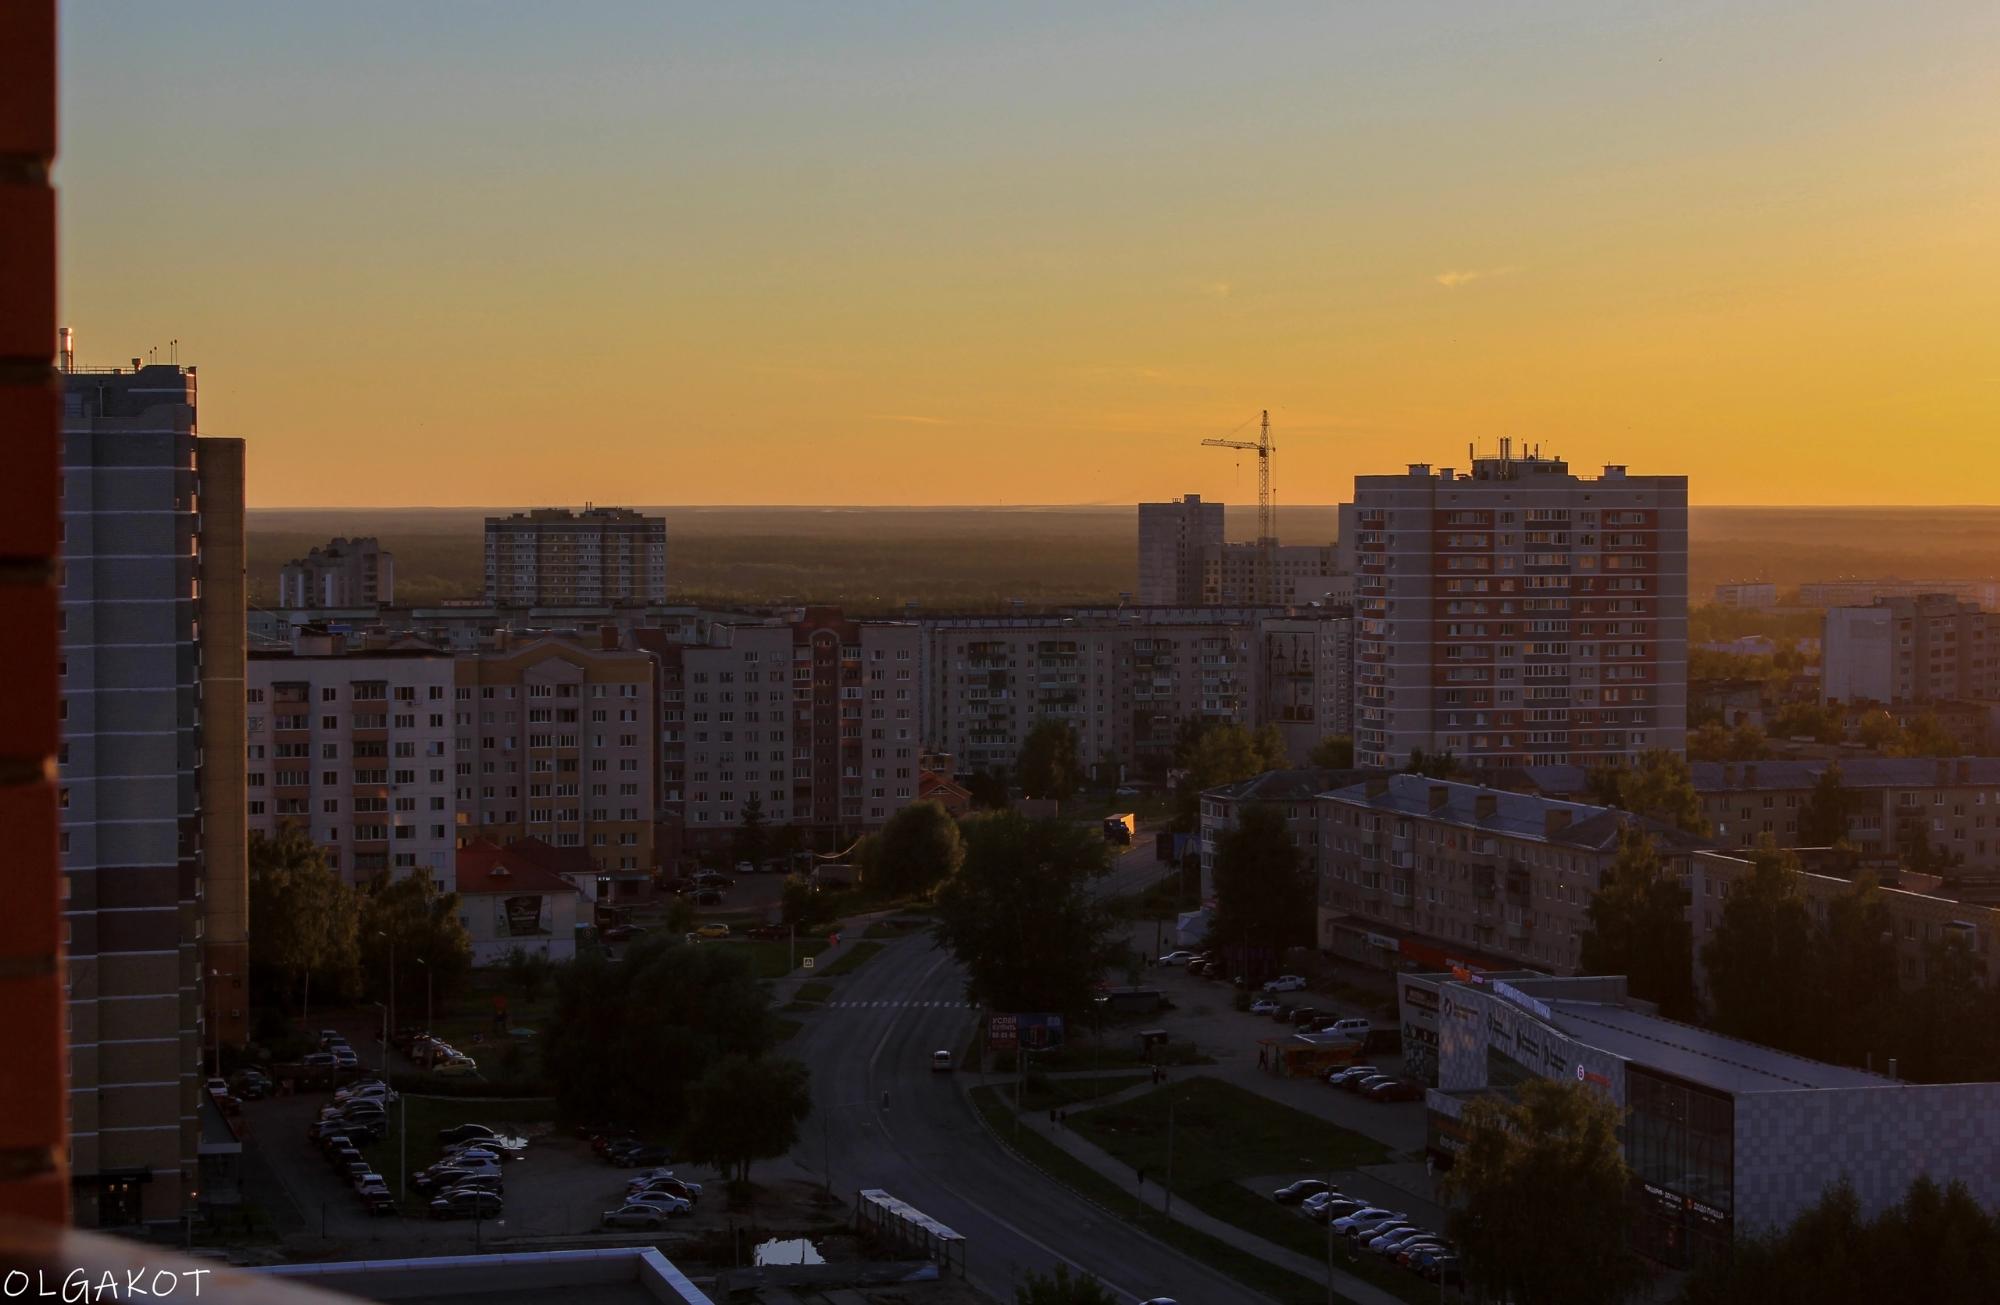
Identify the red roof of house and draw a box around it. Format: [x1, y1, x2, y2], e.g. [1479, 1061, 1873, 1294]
[455, 839, 583, 896]
[919, 771, 970, 801]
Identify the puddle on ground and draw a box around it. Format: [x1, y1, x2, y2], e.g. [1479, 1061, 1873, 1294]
[753, 1237, 826, 1266]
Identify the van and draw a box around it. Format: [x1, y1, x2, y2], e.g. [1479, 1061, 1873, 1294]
[1321, 1018, 1372, 1043]
[931, 1050, 953, 1073]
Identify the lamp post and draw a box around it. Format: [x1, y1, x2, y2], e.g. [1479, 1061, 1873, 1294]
[415, 956, 433, 1034]
[375, 930, 395, 1078]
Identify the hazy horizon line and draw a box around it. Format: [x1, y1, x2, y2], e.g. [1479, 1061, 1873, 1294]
[244, 502, 2000, 513]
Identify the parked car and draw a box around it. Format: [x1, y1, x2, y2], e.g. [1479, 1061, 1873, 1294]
[1366, 1224, 1420, 1253]
[1344, 1073, 1396, 1094]
[693, 890, 724, 906]
[623, 1192, 692, 1217]
[595, 1134, 642, 1158]
[1156, 950, 1197, 966]
[1262, 974, 1307, 993]
[601, 1204, 668, 1231]
[1272, 1179, 1331, 1204]
[1304, 1194, 1364, 1223]
[439, 1123, 497, 1144]
[1326, 1065, 1377, 1088]
[301, 1051, 337, 1069]
[601, 924, 642, 942]
[621, 1165, 678, 1186]
[432, 1056, 479, 1077]
[1335, 1209, 1407, 1238]
[415, 1162, 501, 1192]
[693, 923, 731, 940]
[615, 1144, 674, 1168]
[1365, 1078, 1425, 1104]
[231, 1069, 273, 1100]
[1320, 1017, 1373, 1042]
[630, 1177, 702, 1203]
[1247, 997, 1279, 1015]
[745, 925, 786, 940]
[1398, 1240, 1451, 1269]
[429, 1189, 503, 1220]
[1290, 1006, 1322, 1028]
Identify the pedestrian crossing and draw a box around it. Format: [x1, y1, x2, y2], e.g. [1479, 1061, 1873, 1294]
[822, 999, 975, 1009]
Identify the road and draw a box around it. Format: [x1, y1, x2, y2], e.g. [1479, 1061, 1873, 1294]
[788, 837, 1266, 1305]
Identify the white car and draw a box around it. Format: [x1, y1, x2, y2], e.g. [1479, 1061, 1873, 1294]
[1248, 998, 1280, 1015]
[1331, 1207, 1401, 1235]
[1320, 1018, 1373, 1042]
[1156, 950, 1197, 967]
[1262, 975, 1307, 993]
[623, 1192, 691, 1217]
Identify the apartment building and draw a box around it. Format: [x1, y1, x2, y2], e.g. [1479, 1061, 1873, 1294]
[245, 629, 456, 887]
[59, 356, 246, 1229]
[649, 608, 924, 851]
[1350, 445, 1689, 771]
[1137, 495, 1224, 605]
[453, 632, 657, 872]
[277, 536, 393, 608]
[1315, 774, 1705, 974]
[484, 507, 668, 606]
[1204, 543, 1345, 607]
[923, 607, 1352, 777]
[1196, 767, 1362, 897]
[1713, 581, 1776, 609]
[1822, 594, 2000, 707]
[1800, 579, 2000, 610]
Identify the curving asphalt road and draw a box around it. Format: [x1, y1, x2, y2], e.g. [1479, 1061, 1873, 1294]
[788, 839, 1268, 1305]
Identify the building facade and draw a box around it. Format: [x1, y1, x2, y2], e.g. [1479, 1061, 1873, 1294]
[654, 608, 924, 852]
[1315, 774, 1705, 973]
[1137, 495, 1224, 605]
[277, 537, 392, 609]
[1712, 581, 1776, 609]
[453, 633, 657, 872]
[1350, 446, 1689, 770]
[453, 841, 585, 965]
[484, 507, 668, 606]
[246, 630, 457, 887]
[58, 358, 245, 1229]
[1800, 579, 2000, 610]
[1821, 593, 2000, 707]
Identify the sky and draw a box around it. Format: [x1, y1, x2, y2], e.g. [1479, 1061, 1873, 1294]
[59, 2, 2000, 508]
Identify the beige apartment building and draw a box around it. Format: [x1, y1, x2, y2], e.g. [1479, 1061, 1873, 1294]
[247, 630, 457, 888]
[484, 507, 668, 606]
[454, 632, 657, 872]
[1314, 774, 1704, 973]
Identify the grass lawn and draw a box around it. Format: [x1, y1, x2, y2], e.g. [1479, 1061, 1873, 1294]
[356, 1094, 557, 1204]
[995, 1073, 1152, 1113]
[1106, 872, 1200, 923]
[995, 1039, 1212, 1074]
[426, 970, 555, 1049]
[1070, 1076, 1426, 1303]
[819, 940, 885, 977]
[794, 981, 834, 1004]
[773, 1016, 804, 1043]
[735, 936, 831, 980]
[968, 1086, 1327, 1304]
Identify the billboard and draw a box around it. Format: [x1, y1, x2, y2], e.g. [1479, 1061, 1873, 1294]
[987, 1012, 1065, 1052]
[499, 894, 550, 937]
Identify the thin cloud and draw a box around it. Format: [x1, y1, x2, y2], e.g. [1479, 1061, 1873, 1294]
[868, 414, 949, 426]
[1434, 266, 1516, 289]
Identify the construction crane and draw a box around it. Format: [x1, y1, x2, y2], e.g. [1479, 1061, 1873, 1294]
[1202, 409, 1276, 603]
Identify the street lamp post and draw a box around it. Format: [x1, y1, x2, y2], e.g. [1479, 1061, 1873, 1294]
[1164, 1101, 1176, 1218]
[415, 956, 433, 1034]
[375, 930, 395, 1079]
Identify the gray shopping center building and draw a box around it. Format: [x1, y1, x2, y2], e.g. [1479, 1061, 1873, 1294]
[1405, 973, 2000, 1268]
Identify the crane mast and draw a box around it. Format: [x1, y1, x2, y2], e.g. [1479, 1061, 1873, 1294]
[1200, 409, 1277, 603]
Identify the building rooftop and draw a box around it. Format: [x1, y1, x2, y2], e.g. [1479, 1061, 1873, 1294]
[1207, 767, 1367, 804]
[456, 840, 585, 897]
[1544, 1000, 1888, 1094]
[1527, 758, 2000, 795]
[1324, 774, 1708, 852]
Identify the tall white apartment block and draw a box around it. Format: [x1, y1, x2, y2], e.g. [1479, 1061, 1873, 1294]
[1351, 446, 1688, 770]
[246, 630, 458, 887]
[484, 507, 668, 606]
[1137, 495, 1224, 605]
[279, 536, 394, 608]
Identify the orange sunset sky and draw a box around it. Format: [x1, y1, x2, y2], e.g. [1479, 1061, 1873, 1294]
[57, 3, 2000, 508]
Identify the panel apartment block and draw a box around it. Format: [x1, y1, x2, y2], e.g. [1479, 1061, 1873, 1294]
[278, 536, 393, 608]
[1137, 495, 1223, 606]
[59, 358, 243, 1229]
[1821, 593, 2000, 707]
[454, 634, 657, 872]
[1351, 447, 1688, 770]
[246, 631, 456, 887]
[483, 507, 667, 606]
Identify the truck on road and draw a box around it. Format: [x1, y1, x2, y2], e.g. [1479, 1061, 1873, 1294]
[1102, 812, 1136, 844]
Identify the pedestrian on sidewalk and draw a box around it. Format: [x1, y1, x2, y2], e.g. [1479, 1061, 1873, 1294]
[1049, 1108, 1057, 1126]
[1258, 1046, 1267, 1070]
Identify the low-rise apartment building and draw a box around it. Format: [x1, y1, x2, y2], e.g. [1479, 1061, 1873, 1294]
[453, 632, 657, 873]
[1197, 767, 1362, 897]
[1822, 593, 2000, 706]
[1713, 581, 1777, 609]
[1315, 774, 1706, 973]
[922, 607, 1352, 778]
[247, 629, 457, 887]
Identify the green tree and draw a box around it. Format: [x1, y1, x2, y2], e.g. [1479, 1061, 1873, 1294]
[1172, 722, 1286, 830]
[871, 799, 965, 896]
[781, 873, 836, 931]
[1018, 721, 1082, 802]
[1442, 1078, 1642, 1305]
[1208, 803, 1315, 955]
[1403, 746, 1459, 779]
[543, 933, 774, 1128]
[1701, 844, 1816, 1049]
[1687, 721, 1734, 762]
[1579, 828, 1695, 1020]
[1857, 709, 1910, 754]
[1905, 712, 1961, 758]
[1728, 720, 1771, 760]
[1809, 872, 1900, 1068]
[1595, 749, 1709, 835]
[1307, 735, 1355, 769]
[1771, 701, 1845, 745]
[501, 947, 555, 1005]
[247, 828, 360, 1026]
[358, 872, 473, 1021]
[931, 812, 1120, 1015]
[1898, 937, 1995, 1084]
[680, 1053, 813, 1190]
[964, 768, 1011, 811]
[1013, 1263, 1118, 1305]
[732, 794, 769, 869]
[1797, 764, 1856, 846]
[1898, 815, 1965, 877]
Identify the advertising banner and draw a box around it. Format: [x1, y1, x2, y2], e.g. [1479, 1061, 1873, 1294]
[500, 894, 549, 937]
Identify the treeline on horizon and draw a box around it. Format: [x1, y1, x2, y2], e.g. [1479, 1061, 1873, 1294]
[243, 505, 2000, 615]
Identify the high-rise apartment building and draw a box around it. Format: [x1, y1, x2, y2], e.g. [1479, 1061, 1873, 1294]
[246, 629, 456, 887]
[647, 608, 924, 851]
[58, 353, 246, 1229]
[1821, 594, 2000, 707]
[484, 507, 667, 606]
[454, 632, 657, 872]
[1350, 447, 1688, 770]
[923, 607, 1351, 777]
[1137, 495, 1224, 605]
[278, 536, 393, 608]
[1205, 542, 1345, 607]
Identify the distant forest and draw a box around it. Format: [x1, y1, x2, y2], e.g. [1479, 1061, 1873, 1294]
[244, 505, 2000, 616]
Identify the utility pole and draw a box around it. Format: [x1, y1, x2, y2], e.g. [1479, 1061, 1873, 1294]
[1164, 1101, 1176, 1217]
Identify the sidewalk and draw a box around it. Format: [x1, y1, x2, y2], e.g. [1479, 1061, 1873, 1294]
[975, 1079, 1408, 1305]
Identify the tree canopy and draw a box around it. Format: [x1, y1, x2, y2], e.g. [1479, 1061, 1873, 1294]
[680, 1052, 813, 1190]
[1579, 828, 1695, 1020]
[1589, 749, 1709, 835]
[931, 811, 1120, 1015]
[1701, 844, 1816, 1048]
[543, 934, 775, 1128]
[871, 799, 965, 896]
[1018, 721, 1082, 802]
[1208, 803, 1315, 955]
[1307, 735, 1354, 769]
[248, 827, 359, 1021]
[1442, 1078, 1643, 1305]
[358, 870, 473, 1020]
[1013, 1263, 1118, 1305]
[1172, 721, 1287, 830]
[1796, 764, 1856, 846]
[732, 794, 769, 868]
